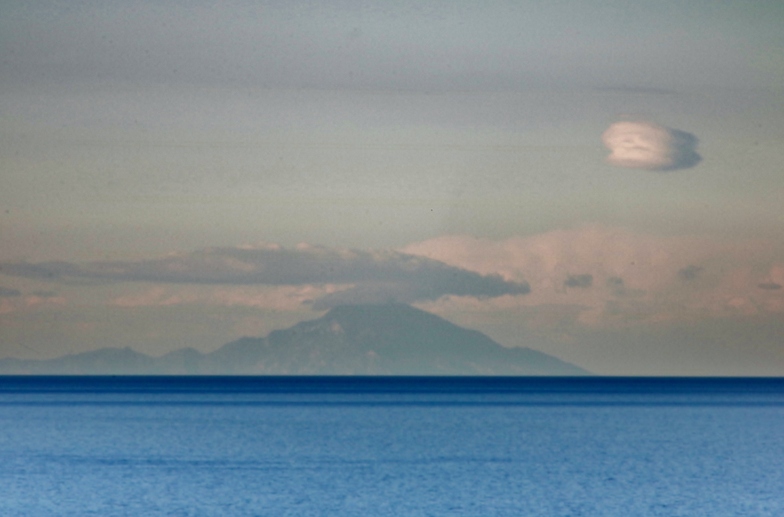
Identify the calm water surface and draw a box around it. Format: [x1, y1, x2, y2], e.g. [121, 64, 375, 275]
[1, 377, 783, 516]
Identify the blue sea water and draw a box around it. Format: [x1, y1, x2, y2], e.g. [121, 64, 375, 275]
[1, 377, 783, 516]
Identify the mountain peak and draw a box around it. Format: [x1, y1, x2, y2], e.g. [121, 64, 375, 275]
[245, 304, 588, 375]
[321, 303, 445, 332]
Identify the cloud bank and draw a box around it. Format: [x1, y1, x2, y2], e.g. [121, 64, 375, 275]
[0, 245, 529, 308]
[602, 121, 701, 171]
[0, 287, 21, 297]
[403, 225, 784, 326]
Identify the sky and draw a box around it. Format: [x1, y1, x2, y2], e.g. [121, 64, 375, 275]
[1, 0, 784, 375]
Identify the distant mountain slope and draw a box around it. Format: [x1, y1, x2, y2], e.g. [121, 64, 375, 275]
[0, 304, 589, 375]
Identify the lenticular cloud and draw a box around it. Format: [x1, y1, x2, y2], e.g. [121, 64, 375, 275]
[602, 121, 701, 171]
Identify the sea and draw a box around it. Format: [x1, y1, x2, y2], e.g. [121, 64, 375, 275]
[0, 376, 782, 516]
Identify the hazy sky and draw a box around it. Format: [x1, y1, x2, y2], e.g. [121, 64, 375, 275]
[2, 1, 783, 374]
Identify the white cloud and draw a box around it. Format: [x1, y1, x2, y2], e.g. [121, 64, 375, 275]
[602, 120, 701, 171]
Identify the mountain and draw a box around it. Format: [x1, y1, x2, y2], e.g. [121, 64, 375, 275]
[0, 304, 588, 375]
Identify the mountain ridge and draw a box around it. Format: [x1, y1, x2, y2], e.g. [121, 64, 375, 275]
[0, 304, 588, 375]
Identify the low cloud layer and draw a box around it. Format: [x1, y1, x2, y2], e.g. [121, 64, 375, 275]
[403, 225, 784, 327]
[677, 265, 703, 281]
[564, 274, 593, 289]
[0, 287, 21, 297]
[0, 244, 529, 308]
[602, 121, 701, 171]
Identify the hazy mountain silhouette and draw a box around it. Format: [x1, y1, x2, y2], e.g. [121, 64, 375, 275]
[0, 304, 588, 375]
